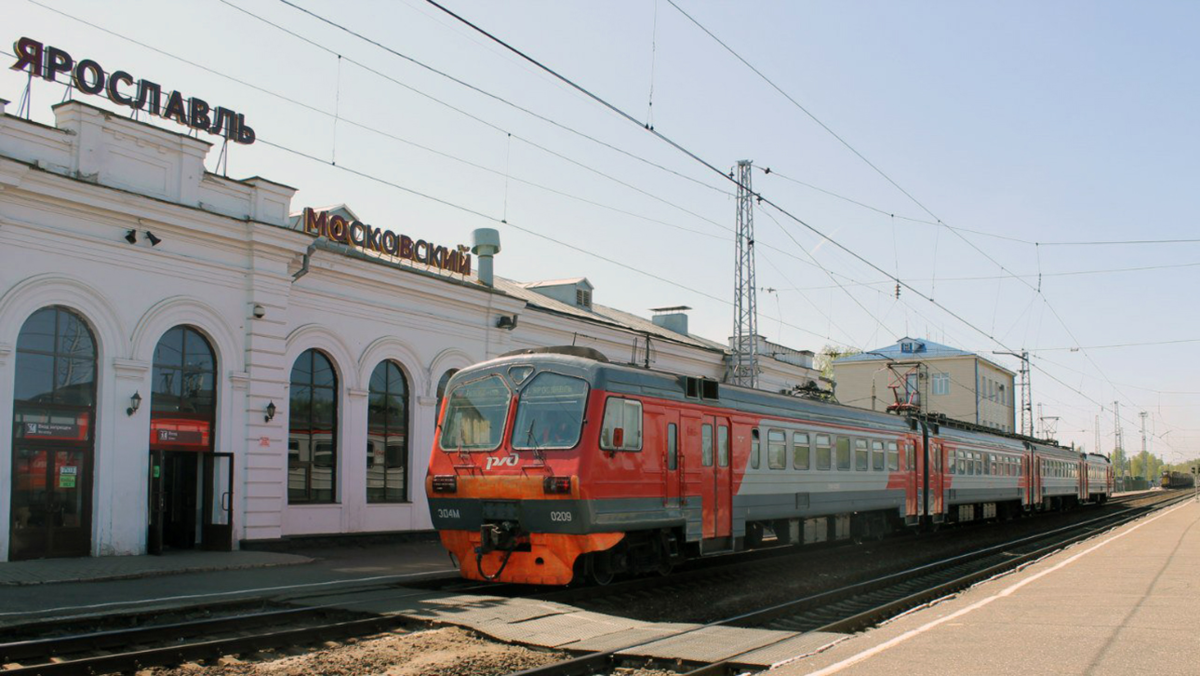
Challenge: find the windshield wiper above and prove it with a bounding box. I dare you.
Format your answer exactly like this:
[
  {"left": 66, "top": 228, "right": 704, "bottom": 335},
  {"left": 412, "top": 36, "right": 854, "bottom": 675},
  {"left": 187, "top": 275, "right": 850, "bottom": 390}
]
[{"left": 525, "top": 419, "right": 546, "bottom": 465}]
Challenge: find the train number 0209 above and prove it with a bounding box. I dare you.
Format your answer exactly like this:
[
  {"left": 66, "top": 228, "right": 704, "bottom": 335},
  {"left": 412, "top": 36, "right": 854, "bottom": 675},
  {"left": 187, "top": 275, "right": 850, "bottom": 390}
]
[{"left": 549, "top": 511, "right": 573, "bottom": 522}]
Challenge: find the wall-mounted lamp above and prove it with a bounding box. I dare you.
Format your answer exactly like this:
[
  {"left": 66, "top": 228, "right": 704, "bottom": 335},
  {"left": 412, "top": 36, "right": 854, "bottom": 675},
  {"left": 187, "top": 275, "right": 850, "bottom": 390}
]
[
  {"left": 252, "top": 304, "right": 266, "bottom": 319},
  {"left": 127, "top": 391, "right": 142, "bottom": 416},
  {"left": 264, "top": 401, "right": 277, "bottom": 423},
  {"left": 146, "top": 231, "right": 162, "bottom": 246},
  {"left": 124, "top": 229, "right": 138, "bottom": 245},
  {"left": 496, "top": 314, "right": 519, "bottom": 331}
]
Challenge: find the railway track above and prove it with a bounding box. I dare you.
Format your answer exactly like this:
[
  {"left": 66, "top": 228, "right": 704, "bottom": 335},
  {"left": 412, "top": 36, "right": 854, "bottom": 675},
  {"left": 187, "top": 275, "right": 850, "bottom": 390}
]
[
  {"left": 505, "top": 490, "right": 1189, "bottom": 676},
  {"left": 0, "top": 584, "right": 459, "bottom": 675},
  {"left": 528, "top": 490, "right": 1151, "bottom": 613},
  {"left": 0, "top": 491, "right": 1170, "bottom": 675}
]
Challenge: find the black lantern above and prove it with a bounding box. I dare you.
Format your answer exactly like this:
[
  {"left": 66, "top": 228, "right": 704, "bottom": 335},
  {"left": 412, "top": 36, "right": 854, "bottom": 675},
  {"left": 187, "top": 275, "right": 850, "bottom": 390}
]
[
  {"left": 265, "top": 400, "right": 277, "bottom": 423},
  {"left": 126, "top": 391, "right": 142, "bottom": 416}
]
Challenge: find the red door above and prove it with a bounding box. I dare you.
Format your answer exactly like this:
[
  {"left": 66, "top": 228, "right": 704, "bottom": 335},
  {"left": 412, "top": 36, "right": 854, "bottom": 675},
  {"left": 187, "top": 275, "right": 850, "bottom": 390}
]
[
  {"left": 681, "top": 413, "right": 710, "bottom": 537},
  {"left": 662, "top": 410, "right": 682, "bottom": 508},
  {"left": 929, "top": 441, "right": 946, "bottom": 521},
  {"left": 904, "top": 438, "right": 919, "bottom": 521},
  {"left": 712, "top": 417, "right": 732, "bottom": 539}
]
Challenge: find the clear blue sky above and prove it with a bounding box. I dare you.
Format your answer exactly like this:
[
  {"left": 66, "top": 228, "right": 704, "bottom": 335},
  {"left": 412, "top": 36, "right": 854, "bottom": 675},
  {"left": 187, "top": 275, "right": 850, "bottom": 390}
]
[{"left": 5, "top": 1, "right": 1198, "bottom": 461}]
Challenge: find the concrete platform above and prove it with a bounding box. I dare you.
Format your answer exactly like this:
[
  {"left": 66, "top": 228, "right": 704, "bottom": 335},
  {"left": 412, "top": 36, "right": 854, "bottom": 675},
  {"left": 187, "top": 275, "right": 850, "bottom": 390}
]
[
  {"left": 3, "top": 498, "right": 1195, "bottom": 671},
  {"left": 0, "top": 550, "right": 312, "bottom": 586},
  {"left": 0, "top": 539, "right": 456, "bottom": 628},
  {"left": 773, "top": 497, "right": 1200, "bottom": 675}
]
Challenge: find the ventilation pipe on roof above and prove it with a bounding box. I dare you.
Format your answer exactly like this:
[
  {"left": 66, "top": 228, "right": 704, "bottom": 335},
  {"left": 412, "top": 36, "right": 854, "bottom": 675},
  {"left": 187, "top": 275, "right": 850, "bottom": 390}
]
[{"left": 472, "top": 228, "right": 501, "bottom": 287}]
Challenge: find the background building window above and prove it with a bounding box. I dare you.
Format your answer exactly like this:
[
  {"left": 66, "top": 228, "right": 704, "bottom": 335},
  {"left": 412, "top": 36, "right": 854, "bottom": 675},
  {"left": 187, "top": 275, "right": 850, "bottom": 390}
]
[
  {"left": 932, "top": 373, "right": 950, "bottom": 396},
  {"left": 289, "top": 349, "right": 337, "bottom": 503},
  {"left": 367, "top": 360, "right": 409, "bottom": 503}
]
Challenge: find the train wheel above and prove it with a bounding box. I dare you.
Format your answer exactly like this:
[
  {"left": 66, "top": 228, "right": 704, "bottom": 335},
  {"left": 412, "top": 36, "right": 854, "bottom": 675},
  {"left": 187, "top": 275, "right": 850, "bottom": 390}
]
[
  {"left": 588, "top": 552, "right": 616, "bottom": 586},
  {"left": 657, "top": 558, "right": 674, "bottom": 577}
]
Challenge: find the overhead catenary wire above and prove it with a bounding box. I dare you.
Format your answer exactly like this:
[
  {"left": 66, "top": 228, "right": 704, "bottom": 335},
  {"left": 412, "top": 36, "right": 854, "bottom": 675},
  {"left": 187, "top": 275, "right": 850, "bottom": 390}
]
[
  {"left": 420, "top": 0, "right": 1192, "bottom": 439},
  {"left": 265, "top": 0, "right": 732, "bottom": 197},
  {"left": 23, "top": 2, "right": 1185, "bottom": 446},
  {"left": 15, "top": 0, "right": 868, "bottom": 351},
  {"left": 654, "top": 0, "right": 1167, "bottom": 430},
  {"left": 25, "top": 0, "right": 733, "bottom": 243}
]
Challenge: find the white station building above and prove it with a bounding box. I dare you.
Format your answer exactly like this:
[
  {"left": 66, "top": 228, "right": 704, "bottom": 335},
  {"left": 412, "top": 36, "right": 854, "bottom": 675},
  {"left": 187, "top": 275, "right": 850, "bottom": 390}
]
[{"left": 0, "top": 98, "right": 825, "bottom": 561}]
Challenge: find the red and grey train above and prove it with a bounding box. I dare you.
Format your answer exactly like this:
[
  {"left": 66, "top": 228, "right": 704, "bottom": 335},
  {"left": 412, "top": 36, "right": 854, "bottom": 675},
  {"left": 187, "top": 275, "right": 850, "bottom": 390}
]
[{"left": 426, "top": 346, "right": 1113, "bottom": 585}]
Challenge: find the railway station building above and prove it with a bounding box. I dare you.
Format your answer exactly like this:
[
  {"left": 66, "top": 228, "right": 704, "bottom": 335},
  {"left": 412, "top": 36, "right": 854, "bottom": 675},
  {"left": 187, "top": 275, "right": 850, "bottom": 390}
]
[
  {"left": 832, "top": 337, "right": 1016, "bottom": 432},
  {"left": 0, "top": 99, "right": 824, "bottom": 561}
]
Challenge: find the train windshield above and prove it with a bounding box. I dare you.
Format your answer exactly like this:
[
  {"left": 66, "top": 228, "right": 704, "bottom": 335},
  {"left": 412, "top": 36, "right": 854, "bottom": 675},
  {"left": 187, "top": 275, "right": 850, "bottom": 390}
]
[
  {"left": 439, "top": 375, "right": 511, "bottom": 451},
  {"left": 511, "top": 372, "right": 589, "bottom": 450}
]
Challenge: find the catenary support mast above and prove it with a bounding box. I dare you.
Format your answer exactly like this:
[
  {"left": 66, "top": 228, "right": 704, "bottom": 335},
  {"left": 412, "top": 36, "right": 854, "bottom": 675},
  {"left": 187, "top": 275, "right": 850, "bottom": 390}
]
[{"left": 732, "top": 160, "right": 759, "bottom": 388}]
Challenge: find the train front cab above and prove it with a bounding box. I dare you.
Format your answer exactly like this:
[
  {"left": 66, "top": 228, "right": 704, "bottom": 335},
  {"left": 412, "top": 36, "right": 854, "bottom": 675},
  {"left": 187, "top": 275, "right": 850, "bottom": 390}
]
[{"left": 427, "top": 356, "right": 629, "bottom": 585}]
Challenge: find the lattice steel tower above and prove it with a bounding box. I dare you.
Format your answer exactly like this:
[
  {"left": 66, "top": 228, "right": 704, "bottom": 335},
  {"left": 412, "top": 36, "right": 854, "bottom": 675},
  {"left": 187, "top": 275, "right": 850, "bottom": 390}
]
[{"left": 731, "top": 160, "right": 758, "bottom": 388}]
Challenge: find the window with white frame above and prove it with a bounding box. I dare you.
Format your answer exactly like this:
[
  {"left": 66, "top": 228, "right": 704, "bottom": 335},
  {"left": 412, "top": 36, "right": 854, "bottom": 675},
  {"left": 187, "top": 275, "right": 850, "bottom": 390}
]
[{"left": 932, "top": 372, "right": 950, "bottom": 396}]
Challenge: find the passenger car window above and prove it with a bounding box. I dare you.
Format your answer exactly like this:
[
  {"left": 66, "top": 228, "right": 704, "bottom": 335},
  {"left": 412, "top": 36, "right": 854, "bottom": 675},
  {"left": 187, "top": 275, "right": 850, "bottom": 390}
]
[
  {"left": 667, "top": 423, "right": 678, "bottom": 470},
  {"left": 836, "top": 437, "right": 851, "bottom": 471},
  {"left": 718, "top": 426, "right": 729, "bottom": 467},
  {"left": 816, "top": 434, "right": 832, "bottom": 470},
  {"left": 872, "top": 440, "right": 885, "bottom": 471},
  {"left": 768, "top": 429, "right": 786, "bottom": 470},
  {"left": 793, "top": 433, "right": 810, "bottom": 470},
  {"left": 855, "top": 439, "right": 869, "bottom": 471},
  {"left": 702, "top": 424, "right": 713, "bottom": 467},
  {"left": 750, "top": 429, "right": 760, "bottom": 469},
  {"left": 599, "top": 397, "right": 643, "bottom": 451},
  {"left": 887, "top": 441, "right": 899, "bottom": 471}
]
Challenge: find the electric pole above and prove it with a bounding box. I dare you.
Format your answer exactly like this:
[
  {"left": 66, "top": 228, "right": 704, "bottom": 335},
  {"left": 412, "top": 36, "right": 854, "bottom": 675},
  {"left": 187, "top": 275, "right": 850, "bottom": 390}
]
[
  {"left": 731, "top": 160, "right": 759, "bottom": 389},
  {"left": 1140, "top": 411, "right": 1148, "bottom": 484},
  {"left": 993, "top": 350, "right": 1031, "bottom": 436},
  {"left": 1113, "top": 401, "right": 1122, "bottom": 488}
]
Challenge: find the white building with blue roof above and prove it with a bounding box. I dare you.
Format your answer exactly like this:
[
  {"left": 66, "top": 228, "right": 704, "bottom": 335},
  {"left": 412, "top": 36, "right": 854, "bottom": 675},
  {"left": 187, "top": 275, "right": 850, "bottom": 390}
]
[{"left": 832, "top": 337, "right": 1016, "bottom": 432}]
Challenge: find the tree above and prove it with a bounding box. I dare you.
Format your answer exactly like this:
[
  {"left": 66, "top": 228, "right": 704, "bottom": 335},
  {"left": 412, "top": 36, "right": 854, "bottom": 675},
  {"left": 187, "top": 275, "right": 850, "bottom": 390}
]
[{"left": 817, "top": 344, "right": 862, "bottom": 381}]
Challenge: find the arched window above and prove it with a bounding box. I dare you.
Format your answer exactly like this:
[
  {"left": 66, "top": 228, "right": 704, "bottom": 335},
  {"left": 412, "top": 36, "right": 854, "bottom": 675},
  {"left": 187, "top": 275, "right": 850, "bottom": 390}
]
[
  {"left": 148, "top": 326, "right": 218, "bottom": 552},
  {"left": 11, "top": 306, "right": 97, "bottom": 560},
  {"left": 436, "top": 368, "right": 458, "bottom": 419},
  {"left": 367, "top": 361, "right": 409, "bottom": 503},
  {"left": 289, "top": 350, "right": 337, "bottom": 503},
  {"left": 150, "top": 326, "right": 216, "bottom": 451}
]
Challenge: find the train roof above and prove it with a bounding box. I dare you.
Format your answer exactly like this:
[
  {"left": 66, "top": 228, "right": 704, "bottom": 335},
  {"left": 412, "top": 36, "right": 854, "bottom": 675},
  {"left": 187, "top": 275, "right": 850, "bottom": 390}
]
[{"left": 460, "top": 349, "right": 1078, "bottom": 454}]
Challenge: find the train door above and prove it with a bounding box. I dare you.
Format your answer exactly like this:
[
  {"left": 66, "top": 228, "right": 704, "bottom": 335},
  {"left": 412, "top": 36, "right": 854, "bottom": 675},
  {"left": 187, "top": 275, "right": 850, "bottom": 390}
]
[
  {"left": 1030, "top": 450, "right": 1043, "bottom": 509},
  {"left": 681, "top": 412, "right": 706, "bottom": 538},
  {"left": 712, "top": 417, "right": 732, "bottom": 540},
  {"left": 929, "top": 441, "right": 946, "bottom": 522},
  {"left": 903, "top": 437, "right": 919, "bottom": 524},
  {"left": 662, "top": 410, "right": 682, "bottom": 509}
]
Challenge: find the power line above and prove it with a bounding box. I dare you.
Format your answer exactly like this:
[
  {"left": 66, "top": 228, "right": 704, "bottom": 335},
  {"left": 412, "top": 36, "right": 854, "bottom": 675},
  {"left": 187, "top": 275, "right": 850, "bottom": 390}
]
[
  {"left": 1031, "top": 338, "right": 1200, "bottom": 352},
  {"left": 25, "top": 0, "right": 733, "bottom": 240},
  {"left": 1038, "top": 238, "right": 1200, "bottom": 247},
  {"left": 269, "top": 0, "right": 732, "bottom": 197}
]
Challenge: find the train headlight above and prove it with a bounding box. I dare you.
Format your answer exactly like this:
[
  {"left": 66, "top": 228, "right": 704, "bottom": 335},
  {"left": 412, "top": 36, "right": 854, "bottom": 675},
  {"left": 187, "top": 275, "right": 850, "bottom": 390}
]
[
  {"left": 543, "top": 476, "right": 572, "bottom": 494},
  {"left": 432, "top": 475, "right": 458, "bottom": 493}
]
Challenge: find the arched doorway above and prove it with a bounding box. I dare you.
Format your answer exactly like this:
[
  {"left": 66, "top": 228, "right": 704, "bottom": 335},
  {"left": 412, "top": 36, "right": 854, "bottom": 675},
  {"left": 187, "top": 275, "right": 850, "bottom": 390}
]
[
  {"left": 11, "top": 306, "right": 97, "bottom": 560},
  {"left": 146, "top": 326, "right": 229, "bottom": 553}
]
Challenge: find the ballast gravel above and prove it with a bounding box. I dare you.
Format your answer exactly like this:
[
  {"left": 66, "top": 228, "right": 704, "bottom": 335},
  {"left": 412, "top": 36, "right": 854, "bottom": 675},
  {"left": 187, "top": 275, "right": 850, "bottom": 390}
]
[{"left": 143, "top": 626, "right": 565, "bottom": 676}]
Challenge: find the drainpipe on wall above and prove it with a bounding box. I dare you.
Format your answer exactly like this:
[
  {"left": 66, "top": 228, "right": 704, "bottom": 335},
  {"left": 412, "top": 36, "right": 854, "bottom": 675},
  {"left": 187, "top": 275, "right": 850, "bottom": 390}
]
[
  {"left": 974, "top": 359, "right": 980, "bottom": 426},
  {"left": 292, "top": 241, "right": 318, "bottom": 282}
]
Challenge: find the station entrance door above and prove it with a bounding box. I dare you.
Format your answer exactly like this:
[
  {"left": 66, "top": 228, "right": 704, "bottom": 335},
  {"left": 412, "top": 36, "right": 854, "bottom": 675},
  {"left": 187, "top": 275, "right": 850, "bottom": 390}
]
[{"left": 148, "top": 451, "right": 233, "bottom": 555}]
